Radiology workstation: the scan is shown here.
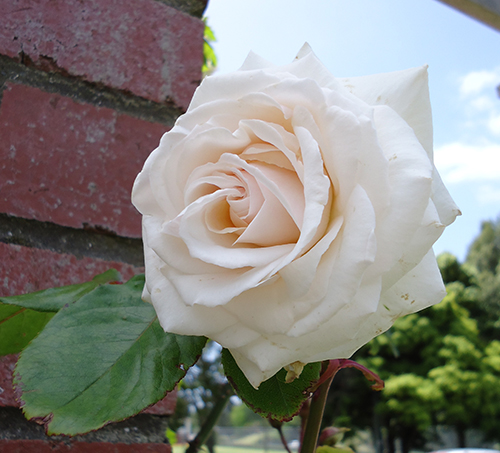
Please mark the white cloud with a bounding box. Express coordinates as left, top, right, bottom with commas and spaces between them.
434, 142, 500, 184
454, 68, 500, 139
488, 114, 500, 136
434, 69, 500, 211
459, 68, 500, 97
470, 95, 495, 112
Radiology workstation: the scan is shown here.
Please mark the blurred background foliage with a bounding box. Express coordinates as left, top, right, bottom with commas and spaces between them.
202, 19, 218, 76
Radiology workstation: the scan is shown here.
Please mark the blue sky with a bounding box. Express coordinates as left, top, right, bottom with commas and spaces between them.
204, 0, 500, 262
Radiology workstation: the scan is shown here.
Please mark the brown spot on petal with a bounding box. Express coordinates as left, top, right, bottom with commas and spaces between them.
401, 293, 409, 301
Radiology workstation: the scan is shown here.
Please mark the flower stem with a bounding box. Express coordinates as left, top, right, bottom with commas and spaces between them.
269, 418, 292, 453
278, 426, 293, 453
299, 358, 384, 453
185, 383, 232, 453
299, 367, 335, 453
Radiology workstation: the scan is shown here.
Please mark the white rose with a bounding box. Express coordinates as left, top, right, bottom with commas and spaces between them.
132, 44, 460, 388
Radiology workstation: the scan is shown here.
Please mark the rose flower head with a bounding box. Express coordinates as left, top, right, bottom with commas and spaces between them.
132, 44, 460, 388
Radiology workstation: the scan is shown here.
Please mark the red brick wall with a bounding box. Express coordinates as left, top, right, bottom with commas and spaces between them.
0, 0, 207, 450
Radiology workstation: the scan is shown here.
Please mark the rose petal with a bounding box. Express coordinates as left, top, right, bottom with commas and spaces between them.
379, 249, 446, 316
364, 105, 433, 280
188, 70, 281, 110
278, 215, 343, 299
219, 185, 373, 339
132, 130, 187, 218
431, 166, 462, 226
227, 249, 443, 388
241, 143, 295, 171
239, 120, 301, 175
236, 182, 301, 246
142, 228, 238, 335
319, 104, 389, 214
238, 51, 274, 72
164, 252, 287, 308
168, 189, 292, 269
339, 65, 433, 158
243, 162, 304, 228
262, 77, 327, 119
227, 275, 383, 388
287, 184, 377, 336
282, 44, 339, 89
283, 120, 331, 252
183, 94, 289, 133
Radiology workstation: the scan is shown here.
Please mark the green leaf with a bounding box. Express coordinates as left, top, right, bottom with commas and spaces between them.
202, 19, 217, 75
0, 305, 55, 356
0, 268, 122, 312
0, 269, 121, 356
15, 274, 207, 435
221, 349, 321, 421
165, 428, 177, 445
204, 22, 216, 42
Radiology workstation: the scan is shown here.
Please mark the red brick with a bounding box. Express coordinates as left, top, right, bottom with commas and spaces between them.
0, 355, 18, 407
0, 440, 171, 452
142, 390, 177, 416
0, 243, 143, 297
0, 83, 167, 237
0, 0, 203, 109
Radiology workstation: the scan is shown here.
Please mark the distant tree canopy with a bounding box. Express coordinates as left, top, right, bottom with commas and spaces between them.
465, 219, 500, 339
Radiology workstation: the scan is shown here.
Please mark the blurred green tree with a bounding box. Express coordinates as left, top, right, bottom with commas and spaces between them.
465, 219, 500, 340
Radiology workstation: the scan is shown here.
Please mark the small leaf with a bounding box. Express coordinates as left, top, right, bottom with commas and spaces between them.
0, 269, 121, 355
0, 268, 122, 312
15, 274, 207, 435
202, 19, 217, 75
222, 349, 321, 421
203, 19, 216, 42
165, 428, 177, 445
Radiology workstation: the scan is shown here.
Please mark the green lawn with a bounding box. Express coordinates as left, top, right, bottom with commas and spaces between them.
172, 445, 290, 453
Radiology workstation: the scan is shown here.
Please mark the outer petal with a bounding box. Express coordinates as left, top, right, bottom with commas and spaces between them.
339, 66, 433, 158
287, 184, 377, 336
238, 51, 274, 71
142, 224, 239, 336
282, 44, 339, 88
431, 166, 462, 226
132, 131, 187, 218
229, 276, 383, 387
147, 214, 292, 308
229, 250, 444, 388
188, 70, 281, 110
319, 104, 389, 213
308, 250, 446, 364
364, 105, 433, 281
